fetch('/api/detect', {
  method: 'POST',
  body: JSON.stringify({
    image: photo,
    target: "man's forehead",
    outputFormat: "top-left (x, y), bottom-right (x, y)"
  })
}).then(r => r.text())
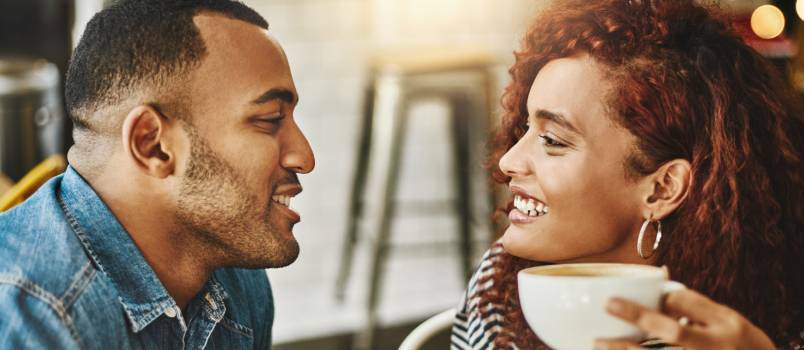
top-left (192, 12), bottom-right (289, 75)
top-left (190, 12), bottom-right (295, 106)
top-left (193, 12), bottom-right (279, 51)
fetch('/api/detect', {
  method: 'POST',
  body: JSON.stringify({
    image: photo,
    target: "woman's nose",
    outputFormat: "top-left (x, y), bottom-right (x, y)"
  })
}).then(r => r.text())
top-left (498, 138), bottom-right (531, 178)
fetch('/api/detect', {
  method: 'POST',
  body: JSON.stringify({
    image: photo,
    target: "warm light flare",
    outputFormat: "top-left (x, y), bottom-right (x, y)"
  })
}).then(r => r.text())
top-left (751, 5), bottom-right (785, 39)
top-left (797, 0), bottom-right (804, 21)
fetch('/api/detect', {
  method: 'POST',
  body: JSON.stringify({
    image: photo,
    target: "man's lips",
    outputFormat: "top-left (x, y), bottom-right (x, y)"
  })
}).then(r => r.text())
top-left (272, 184), bottom-right (302, 223)
top-left (273, 202), bottom-right (301, 223)
top-left (274, 184), bottom-right (302, 197)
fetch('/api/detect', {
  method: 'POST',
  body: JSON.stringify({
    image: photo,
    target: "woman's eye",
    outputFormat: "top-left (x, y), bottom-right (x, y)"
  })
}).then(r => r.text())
top-left (538, 134), bottom-right (567, 148)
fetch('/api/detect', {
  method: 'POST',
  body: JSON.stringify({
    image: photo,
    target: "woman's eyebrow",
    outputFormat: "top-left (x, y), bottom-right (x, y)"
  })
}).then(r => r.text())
top-left (534, 109), bottom-right (582, 136)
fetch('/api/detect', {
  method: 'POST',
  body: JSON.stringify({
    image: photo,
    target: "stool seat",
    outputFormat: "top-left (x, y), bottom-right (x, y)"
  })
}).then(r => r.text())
top-left (370, 47), bottom-right (496, 75)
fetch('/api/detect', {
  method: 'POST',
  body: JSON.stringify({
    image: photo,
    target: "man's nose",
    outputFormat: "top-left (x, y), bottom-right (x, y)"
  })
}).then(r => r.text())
top-left (281, 120), bottom-right (315, 174)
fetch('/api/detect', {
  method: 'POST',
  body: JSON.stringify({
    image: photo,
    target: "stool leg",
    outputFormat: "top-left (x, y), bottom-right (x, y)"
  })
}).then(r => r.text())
top-left (481, 70), bottom-right (504, 237)
top-left (450, 94), bottom-right (474, 283)
top-left (354, 86), bottom-right (408, 350)
top-left (336, 84), bottom-right (376, 301)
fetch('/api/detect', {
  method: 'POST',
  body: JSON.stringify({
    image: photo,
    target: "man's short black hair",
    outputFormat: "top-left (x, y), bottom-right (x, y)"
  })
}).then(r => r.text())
top-left (65, 0), bottom-right (268, 132)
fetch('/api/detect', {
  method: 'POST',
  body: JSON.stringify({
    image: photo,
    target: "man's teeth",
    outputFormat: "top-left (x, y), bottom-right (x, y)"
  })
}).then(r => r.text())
top-left (514, 195), bottom-right (548, 217)
top-left (272, 195), bottom-right (293, 207)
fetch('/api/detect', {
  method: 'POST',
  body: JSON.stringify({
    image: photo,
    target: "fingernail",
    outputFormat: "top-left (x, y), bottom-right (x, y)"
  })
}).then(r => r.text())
top-left (594, 340), bottom-right (609, 350)
top-left (606, 298), bottom-right (624, 314)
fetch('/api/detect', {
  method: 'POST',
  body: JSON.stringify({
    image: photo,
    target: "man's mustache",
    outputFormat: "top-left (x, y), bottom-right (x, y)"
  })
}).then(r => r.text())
top-left (273, 172), bottom-right (302, 189)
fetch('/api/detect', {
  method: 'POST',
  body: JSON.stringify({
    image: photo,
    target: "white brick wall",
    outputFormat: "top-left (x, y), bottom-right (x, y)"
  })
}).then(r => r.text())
top-left (241, 0), bottom-right (549, 344)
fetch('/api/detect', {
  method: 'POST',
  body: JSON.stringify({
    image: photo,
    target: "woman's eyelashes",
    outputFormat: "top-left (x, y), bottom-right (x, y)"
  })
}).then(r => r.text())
top-left (522, 120), bottom-right (570, 152)
top-left (538, 133), bottom-right (569, 150)
top-left (539, 134), bottom-right (567, 148)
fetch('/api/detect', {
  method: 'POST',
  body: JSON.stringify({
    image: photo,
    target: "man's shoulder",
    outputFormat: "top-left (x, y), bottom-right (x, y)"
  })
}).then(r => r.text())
top-left (0, 176), bottom-right (93, 301)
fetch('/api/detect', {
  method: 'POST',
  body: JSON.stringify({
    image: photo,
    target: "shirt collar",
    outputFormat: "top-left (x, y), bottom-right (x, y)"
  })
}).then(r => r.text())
top-left (58, 166), bottom-right (196, 332)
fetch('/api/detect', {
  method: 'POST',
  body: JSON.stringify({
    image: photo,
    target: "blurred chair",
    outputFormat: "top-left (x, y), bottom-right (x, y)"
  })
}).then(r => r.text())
top-left (0, 58), bottom-right (67, 181)
top-left (399, 308), bottom-right (456, 350)
top-left (0, 154), bottom-right (66, 212)
top-left (336, 47), bottom-right (498, 350)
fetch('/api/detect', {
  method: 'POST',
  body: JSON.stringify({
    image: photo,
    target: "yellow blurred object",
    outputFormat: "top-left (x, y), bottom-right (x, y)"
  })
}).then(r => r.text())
top-left (794, 20), bottom-right (804, 92)
top-left (0, 155), bottom-right (67, 212)
top-left (797, 0), bottom-right (804, 21)
top-left (0, 173), bottom-right (12, 195)
top-left (751, 5), bottom-right (785, 40)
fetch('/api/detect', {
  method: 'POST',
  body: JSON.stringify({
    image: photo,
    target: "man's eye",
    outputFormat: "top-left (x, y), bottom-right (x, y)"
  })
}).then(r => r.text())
top-left (538, 134), bottom-right (567, 148)
top-left (254, 116), bottom-right (284, 129)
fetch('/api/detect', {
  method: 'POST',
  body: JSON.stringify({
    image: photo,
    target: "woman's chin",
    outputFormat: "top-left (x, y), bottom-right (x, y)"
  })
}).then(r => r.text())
top-left (501, 225), bottom-right (545, 260)
top-left (501, 224), bottom-right (571, 262)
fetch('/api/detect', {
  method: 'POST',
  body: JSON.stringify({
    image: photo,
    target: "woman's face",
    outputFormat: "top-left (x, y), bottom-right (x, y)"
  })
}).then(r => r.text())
top-left (499, 54), bottom-right (648, 264)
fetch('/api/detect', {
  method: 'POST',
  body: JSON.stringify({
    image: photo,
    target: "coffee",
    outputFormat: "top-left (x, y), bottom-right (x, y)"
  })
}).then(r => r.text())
top-left (518, 263), bottom-right (682, 350)
top-left (523, 263), bottom-right (665, 278)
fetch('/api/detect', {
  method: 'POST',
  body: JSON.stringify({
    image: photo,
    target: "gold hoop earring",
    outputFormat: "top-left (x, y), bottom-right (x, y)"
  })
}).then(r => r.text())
top-left (637, 216), bottom-right (662, 259)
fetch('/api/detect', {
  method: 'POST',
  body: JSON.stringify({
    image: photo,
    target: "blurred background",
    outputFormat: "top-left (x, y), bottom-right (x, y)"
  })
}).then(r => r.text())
top-left (0, 0), bottom-right (801, 349)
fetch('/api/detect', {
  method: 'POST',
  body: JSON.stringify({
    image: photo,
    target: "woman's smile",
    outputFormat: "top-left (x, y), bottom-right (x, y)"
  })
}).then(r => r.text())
top-left (509, 185), bottom-right (549, 224)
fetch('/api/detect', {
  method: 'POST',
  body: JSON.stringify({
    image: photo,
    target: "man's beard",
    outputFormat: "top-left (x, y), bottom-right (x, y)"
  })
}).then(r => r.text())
top-left (175, 128), bottom-right (299, 268)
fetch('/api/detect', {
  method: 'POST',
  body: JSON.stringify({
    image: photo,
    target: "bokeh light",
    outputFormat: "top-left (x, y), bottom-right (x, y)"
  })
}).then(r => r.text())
top-left (751, 4), bottom-right (785, 39)
top-left (797, 0), bottom-right (804, 21)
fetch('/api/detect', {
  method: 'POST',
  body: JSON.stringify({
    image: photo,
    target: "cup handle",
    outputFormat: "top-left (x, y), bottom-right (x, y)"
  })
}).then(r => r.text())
top-left (662, 280), bottom-right (686, 295)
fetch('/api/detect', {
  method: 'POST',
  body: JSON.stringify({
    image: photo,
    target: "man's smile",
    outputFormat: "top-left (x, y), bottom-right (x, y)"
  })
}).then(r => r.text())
top-left (271, 184), bottom-right (302, 223)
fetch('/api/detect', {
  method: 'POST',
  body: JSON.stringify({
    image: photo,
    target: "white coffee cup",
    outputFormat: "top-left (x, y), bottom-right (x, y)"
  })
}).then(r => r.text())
top-left (517, 263), bottom-right (685, 350)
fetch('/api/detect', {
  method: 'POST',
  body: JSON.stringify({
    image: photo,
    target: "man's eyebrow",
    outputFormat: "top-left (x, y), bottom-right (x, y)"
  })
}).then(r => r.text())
top-left (534, 109), bottom-right (582, 135)
top-left (251, 88), bottom-right (298, 105)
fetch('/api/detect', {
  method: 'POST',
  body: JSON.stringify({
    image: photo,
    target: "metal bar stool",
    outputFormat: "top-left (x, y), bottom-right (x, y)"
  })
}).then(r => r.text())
top-left (335, 48), bottom-right (498, 350)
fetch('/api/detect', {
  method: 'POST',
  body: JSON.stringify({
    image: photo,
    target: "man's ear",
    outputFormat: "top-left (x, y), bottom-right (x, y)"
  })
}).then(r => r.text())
top-left (639, 159), bottom-right (692, 220)
top-left (121, 105), bottom-right (175, 178)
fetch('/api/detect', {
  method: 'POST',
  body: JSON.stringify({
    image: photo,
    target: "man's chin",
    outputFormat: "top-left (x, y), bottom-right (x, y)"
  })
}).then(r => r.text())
top-left (242, 236), bottom-right (300, 269)
top-left (269, 238), bottom-right (300, 267)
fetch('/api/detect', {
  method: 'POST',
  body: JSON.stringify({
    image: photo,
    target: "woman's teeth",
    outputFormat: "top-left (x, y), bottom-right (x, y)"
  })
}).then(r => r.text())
top-left (272, 195), bottom-right (293, 208)
top-left (514, 195), bottom-right (548, 217)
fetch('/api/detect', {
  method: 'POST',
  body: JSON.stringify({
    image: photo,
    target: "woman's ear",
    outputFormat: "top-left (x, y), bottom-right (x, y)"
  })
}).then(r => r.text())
top-left (640, 159), bottom-right (692, 220)
top-left (121, 105), bottom-right (175, 178)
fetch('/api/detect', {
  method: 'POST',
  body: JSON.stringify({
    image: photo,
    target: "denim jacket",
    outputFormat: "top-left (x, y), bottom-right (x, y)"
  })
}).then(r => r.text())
top-left (0, 166), bottom-right (274, 349)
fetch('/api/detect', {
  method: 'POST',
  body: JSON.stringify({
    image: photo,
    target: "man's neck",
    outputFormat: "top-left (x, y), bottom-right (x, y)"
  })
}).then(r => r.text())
top-left (90, 170), bottom-right (213, 310)
top-left (127, 222), bottom-right (213, 310)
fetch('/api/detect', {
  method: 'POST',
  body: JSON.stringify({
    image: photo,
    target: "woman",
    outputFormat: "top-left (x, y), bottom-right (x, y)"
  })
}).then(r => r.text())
top-left (451, 0), bottom-right (803, 349)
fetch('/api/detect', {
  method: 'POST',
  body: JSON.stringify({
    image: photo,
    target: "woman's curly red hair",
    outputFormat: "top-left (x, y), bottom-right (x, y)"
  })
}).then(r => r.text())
top-left (481, 0), bottom-right (804, 348)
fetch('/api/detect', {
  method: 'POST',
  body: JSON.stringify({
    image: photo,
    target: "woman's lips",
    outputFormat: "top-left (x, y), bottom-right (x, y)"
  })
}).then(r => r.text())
top-left (509, 185), bottom-right (549, 219)
top-left (509, 185), bottom-right (543, 202)
top-left (509, 208), bottom-right (542, 224)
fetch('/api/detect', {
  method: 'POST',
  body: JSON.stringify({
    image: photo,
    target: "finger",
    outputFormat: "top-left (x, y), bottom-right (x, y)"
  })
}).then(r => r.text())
top-left (593, 338), bottom-right (644, 350)
top-left (663, 289), bottom-right (730, 324)
top-left (607, 298), bottom-right (678, 335)
top-left (607, 297), bottom-right (716, 348)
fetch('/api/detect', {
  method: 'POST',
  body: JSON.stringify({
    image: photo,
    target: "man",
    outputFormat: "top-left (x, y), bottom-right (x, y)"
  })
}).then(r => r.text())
top-left (0, 0), bottom-right (314, 348)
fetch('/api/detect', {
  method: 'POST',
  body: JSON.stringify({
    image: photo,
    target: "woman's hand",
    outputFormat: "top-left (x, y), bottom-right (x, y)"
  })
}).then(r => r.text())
top-left (594, 288), bottom-right (775, 350)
